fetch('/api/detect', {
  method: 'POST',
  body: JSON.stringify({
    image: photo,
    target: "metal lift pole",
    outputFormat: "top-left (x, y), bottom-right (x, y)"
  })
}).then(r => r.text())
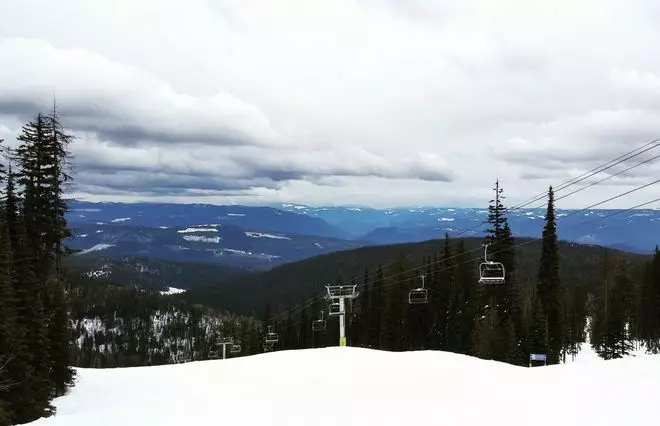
top-left (338, 297), bottom-right (346, 347)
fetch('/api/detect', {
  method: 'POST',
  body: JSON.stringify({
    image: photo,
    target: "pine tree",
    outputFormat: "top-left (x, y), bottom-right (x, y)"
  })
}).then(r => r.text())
top-left (0, 220), bottom-right (18, 423)
top-left (384, 255), bottom-right (409, 351)
top-left (368, 265), bottom-right (385, 349)
top-left (454, 239), bottom-right (478, 355)
top-left (10, 217), bottom-right (53, 421)
top-left (299, 304), bottom-right (309, 349)
top-left (640, 247), bottom-right (660, 353)
top-left (478, 179), bottom-right (519, 362)
top-left (528, 296), bottom-right (548, 359)
top-left (356, 266), bottom-right (371, 347)
top-left (536, 186), bottom-right (563, 364)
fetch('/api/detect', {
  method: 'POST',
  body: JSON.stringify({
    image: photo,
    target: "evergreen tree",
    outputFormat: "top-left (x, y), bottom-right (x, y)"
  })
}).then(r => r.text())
top-left (537, 186), bottom-right (563, 364)
top-left (528, 296), bottom-right (547, 359)
top-left (640, 247), bottom-right (660, 353)
top-left (454, 239), bottom-right (478, 355)
top-left (356, 266), bottom-right (371, 347)
top-left (0, 221), bottom-right (18, 423)
top-left (368, 265), bottom-right (385, 349)
top-left (10, 217), bottom-right (53, 421)
top-left (477, 179), bottom-right (519, 362)
top-left (384, 255), bottom-right (409, 351)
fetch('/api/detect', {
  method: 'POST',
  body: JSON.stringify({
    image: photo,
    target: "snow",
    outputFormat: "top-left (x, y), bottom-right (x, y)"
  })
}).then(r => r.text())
top-left (245, 231), bottom-right (291, 240)
top-left (226, 213), bottom-right (245, 217)
top-left (182, 235), bottom-right (221, 243)
top-left (26, 347), bottom-right (660, 426)
top-left (110, 217), bottom-right (131, 223)
top-left (177, 227), bottom-right (217, 233)
top-left (437, 217), bottom-right (455, 222)
top-left (159, 287), bottom-right (186, 295)
top-left (77, 244), bottom-right (115, 255)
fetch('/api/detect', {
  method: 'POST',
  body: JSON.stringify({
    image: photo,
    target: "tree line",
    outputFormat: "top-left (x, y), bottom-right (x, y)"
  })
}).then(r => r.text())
top-left (264, 181), bottom-right (660, 364)
top-left (0, 111), bottom-right (76, 424)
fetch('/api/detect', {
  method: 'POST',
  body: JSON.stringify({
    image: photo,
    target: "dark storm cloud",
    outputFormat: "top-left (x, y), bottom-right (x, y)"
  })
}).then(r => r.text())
top-left (75, 170), bottom-right (283, 193)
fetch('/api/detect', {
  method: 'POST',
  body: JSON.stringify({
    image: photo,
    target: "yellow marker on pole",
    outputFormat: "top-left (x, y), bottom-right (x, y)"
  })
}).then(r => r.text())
top-left (339, 337), bottom-right (347, 347)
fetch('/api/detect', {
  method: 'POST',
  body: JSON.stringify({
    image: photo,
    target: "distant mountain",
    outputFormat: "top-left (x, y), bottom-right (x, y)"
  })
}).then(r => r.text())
top-left (67, 200), bottom-right (350, 239)
top-left (66, 201), bottom-right (660, 262)
top-left (276, 204), bottom-right (660, 254)
top-left (65, 221), bottom-right (368, 269)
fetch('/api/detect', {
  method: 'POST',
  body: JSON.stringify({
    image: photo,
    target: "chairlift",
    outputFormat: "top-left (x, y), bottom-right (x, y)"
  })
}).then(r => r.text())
top-left (208, 350), bottom-right (218, 359)
top-left (264, 325), bottom-right (279, 344)
top-left (328, 302), bottom-right (342, 316)
top-left (312, 311), bottom-right (327, 331)
top-left (408, 274), bottom-right (429, 304)
top-left (230, 340), bottom-right (242, 354)
top-left (478, 243), bottom-right (505, 284)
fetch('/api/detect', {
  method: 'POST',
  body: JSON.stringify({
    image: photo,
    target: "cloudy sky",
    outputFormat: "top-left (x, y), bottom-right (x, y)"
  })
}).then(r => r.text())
top-left (1, 0), bottom-right (660, 209)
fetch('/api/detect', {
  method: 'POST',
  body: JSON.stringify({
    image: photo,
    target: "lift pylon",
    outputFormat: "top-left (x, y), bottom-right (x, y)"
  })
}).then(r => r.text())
top-left (325, 284), bottom-right (359, 347)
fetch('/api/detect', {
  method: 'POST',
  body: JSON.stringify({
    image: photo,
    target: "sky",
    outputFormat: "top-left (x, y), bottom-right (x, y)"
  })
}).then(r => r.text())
top-left (1, 0), bottom-right (660, 209)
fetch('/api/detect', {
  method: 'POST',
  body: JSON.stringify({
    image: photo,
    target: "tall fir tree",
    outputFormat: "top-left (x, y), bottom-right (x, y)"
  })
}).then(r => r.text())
top-left (368, 264), bottom-right (385, 349)
top-left (639, 247), bottom-right (660, 353)
top-left (356, 266), bottom-right (372, 347)
top-left (476, 179), bottom-right (519, 362)
top-left (536, 186), bottom-right (563, 364)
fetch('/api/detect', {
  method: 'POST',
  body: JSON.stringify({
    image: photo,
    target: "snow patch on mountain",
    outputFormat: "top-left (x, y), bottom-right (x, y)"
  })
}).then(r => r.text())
top-left (245, 231), bottom-right (291, 240)
top-left (111, 217), bottom-right (131, 223)
top-left (78, 244), bottom-right (115, 255)
top-left (182, 235), bottom-right (221, 243)
top-left (178, 227), bottom-right (218, 233)
top-left (214, 248), bottom-right (281, 260)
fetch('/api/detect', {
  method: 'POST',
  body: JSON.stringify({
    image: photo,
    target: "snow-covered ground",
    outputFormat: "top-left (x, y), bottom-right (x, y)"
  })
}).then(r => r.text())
top-left (27, 346), bottom-right (660, 426)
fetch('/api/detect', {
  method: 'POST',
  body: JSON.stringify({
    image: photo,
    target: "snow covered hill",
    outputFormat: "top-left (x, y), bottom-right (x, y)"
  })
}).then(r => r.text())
top-left (27, 347), bottom-right (660, 426)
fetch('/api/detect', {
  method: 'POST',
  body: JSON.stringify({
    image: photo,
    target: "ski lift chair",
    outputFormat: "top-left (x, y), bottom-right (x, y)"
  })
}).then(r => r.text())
top-left (264, 326), bottom-right (279, 344)
top-left (478, 244), bottom-right (505, 284)
top-left (408, 274), bottom-right (429, 304)
top-left (312, 311), bottom-right (327, 331)
top-left (230, 340), bottom-right (242, 354)
top-left (479, 262), bottom-right (506, 284)
top-left (328, 302), bottom-right (342, 316)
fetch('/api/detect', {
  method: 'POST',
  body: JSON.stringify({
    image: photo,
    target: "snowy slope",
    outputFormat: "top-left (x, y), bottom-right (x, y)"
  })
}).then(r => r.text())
top-left (28, 347), bottom-right (660, 426)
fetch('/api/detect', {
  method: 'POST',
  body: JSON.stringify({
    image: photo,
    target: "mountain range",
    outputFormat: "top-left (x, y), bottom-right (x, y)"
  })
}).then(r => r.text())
top-left (65, 200), bottom-right (660, 269)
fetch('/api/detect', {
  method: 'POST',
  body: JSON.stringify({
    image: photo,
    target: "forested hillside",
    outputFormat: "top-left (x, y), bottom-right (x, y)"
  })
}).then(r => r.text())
top-left (184, 236), bottom-right (649, 317)
top-left (66, 273), bottom-right (262, 368)
top-left (65, 255), bottom-right (246, 292)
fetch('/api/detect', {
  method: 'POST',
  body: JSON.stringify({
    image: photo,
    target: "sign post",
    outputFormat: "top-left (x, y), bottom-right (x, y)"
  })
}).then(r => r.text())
top-left (529, 353), bottom-right (547, 367)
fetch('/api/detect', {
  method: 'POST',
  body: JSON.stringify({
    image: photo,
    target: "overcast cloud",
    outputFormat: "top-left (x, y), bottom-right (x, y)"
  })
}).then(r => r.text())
top-left (1, 0), bottom-right (660, 208)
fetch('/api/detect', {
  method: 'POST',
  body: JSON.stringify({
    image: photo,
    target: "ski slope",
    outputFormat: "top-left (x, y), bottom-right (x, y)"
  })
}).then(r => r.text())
top-left (28, 347), bottom-right (660, 426)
